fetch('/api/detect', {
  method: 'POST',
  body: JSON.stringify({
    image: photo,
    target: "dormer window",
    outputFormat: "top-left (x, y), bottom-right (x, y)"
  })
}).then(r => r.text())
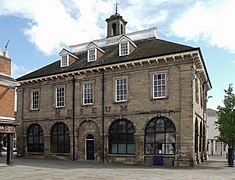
top-left (88, 48), bottom-right (97, 62)
top-left (119, 42), bottom-right (129, 56)
top-left (61, 55), bottom-right (68, 67)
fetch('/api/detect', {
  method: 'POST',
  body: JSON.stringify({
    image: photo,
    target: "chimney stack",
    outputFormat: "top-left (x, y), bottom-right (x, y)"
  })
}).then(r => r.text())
top-left (0, 49), bottom-right (2, 56)
top-left (4, 50), bottom-right (9, 58)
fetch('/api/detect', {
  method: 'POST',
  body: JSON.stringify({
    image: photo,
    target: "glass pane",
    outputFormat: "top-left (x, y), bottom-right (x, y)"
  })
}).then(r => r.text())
top-left (166, 133), bottom-right (175, 143)
top-left (118, 144), bottom-right (126, 153)
top-left (145, 144), bottom-right (155, 155)
top-left (111, 144), bottom-right (117, 153)
top-left (156, 143), bottom-right (164, 154)
top-left (156, 133), bottom-right (165, 143)
top-left (146, 134), bottom-right (154, 143)
top-left (127, 144), bottom-right (135, 154)
top-left (165, 143), bottom-right (175, 154)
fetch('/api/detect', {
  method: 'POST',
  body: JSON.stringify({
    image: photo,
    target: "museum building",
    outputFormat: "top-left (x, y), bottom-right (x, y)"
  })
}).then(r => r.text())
top-left (16, 12), bottom-right (212, 166)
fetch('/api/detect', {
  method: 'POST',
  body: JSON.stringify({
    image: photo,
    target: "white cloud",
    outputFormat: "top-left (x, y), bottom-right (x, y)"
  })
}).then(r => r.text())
top-left (0, 0), bottom-right (113, 55)
top-left (1, 0), bottom-right (235, 56)
top-left (11, 62), bottom-right (32, 78)
top-left (171, 0), bottom-right (235, 54)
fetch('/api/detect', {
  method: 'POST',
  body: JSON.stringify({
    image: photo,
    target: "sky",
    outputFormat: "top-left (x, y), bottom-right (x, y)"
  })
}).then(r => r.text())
top-left (0, 0), bottom-right (235, 110)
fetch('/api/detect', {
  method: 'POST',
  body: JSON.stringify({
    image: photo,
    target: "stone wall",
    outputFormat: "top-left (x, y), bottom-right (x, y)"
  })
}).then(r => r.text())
top-left (16, 56), bottom-right (207, 166)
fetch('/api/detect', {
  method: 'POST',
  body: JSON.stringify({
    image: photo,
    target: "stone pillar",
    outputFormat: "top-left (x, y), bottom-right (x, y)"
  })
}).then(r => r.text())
top-left (212, 140), bottom-right (216, 155)
top-left (43, 135), bottom-right (50, 157)
top-left (6, 133), bottom-right (13, 165)
top-left (208, 140), bottom-right (211, 155)
top-left (135, 132), bottom-right (145, 164)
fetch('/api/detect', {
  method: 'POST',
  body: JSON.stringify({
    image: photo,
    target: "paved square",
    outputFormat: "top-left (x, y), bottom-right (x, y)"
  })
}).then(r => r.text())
top-left (0, 155), bottom-right (234, 180)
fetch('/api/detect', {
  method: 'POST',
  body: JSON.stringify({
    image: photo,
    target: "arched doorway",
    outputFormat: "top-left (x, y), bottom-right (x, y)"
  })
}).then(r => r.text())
top-left (86, 134), bottom-right (94, 160)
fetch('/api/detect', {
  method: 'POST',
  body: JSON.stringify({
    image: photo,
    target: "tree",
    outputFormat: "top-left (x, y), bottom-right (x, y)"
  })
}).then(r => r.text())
top-left (216, 84), bottom-right (235, 167)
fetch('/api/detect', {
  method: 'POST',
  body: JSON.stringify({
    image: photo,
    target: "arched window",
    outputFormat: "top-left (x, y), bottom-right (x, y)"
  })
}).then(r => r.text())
top-left (195, 118), bottom-right (199, 152)
top-left (109, 119), bottom-right (135, 154)
top-left (145, 117), bottom-right (176, 155)
top-left (27, 124), bottom-right (44, 152)
top-left (51, 122), bottom-right (70, 153)
top-left (112, 23), bottom-right (117, 36)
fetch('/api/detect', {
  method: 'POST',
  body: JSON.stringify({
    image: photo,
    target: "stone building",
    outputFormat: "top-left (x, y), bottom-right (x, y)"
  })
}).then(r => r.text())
top-left (207, 108), bottom-right (227, 156)
top-left (0, 48), bottom-right (18, 164)
top-left (16, 12), bottom-right (211, 166)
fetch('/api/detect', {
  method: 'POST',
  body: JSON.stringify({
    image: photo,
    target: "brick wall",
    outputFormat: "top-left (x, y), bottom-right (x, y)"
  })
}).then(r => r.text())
top-left (0, 55), bottom-right (11, 75)
top-left (0, 85), bottom-right (15, 118)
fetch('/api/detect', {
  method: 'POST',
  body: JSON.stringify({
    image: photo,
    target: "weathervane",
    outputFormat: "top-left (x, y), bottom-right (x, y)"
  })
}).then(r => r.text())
top-left (4, 40), bottom-right (10, 51)
top-left (115, 0), bottom-right (119, 15)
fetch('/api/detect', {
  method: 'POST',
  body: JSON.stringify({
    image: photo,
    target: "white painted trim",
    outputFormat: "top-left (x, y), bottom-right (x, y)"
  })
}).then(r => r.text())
top-left (87, 48), bottom-right (97, 62)
top-left (115, 77), bottom-right (128, 102)
top-left (55, 85), bottom-right (65, 108)
top-left (0, 116), bottom-right (15, 121)
top-left (152, 73), bottom-right (167, 99)
top-left (60, 54), bottom-right (69, 67)
top-left (119, 41), bottom-right (129, 56)
top-left (82, 83), bottom-right (94, 105)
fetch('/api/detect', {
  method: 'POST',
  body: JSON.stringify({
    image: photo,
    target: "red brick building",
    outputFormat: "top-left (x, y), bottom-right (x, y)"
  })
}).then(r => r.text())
top-left (0, 49), bottom-right (18, 164)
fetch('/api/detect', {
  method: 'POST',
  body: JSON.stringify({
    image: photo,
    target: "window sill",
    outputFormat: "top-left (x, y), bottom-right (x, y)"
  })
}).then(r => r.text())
top-left (29, 109), bottom-right (40, 112)
top-left (108, 154), bottom-right (135, 157)
top-left (50, 153), bottom-right (70, 155)
top-left (151, 96), bottom-right (168, 101)
top-left (144, 154), bottom-right (175, 157)
top-left (82, 104), bottom-right (94, 107)
top-left (113, 100), bottom-right (128, 104)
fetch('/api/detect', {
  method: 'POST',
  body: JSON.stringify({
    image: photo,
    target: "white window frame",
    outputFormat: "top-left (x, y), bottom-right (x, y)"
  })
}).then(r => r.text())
top-left (115, 78), bottom-right (128, 102)
top-left (55, 85), bottom-right (65, 108)
top-left (30, 89), bottom-right (39, 110)
top-left (61, 54), bottom-right (68, 67)
top-left (119, 42), bottom-right (129, 56)
top-left (83, 83), bottom-right (94, 105)
top-left (153, 73), bottom-right (166, 99)
top-left (87, 48), bottom-right (97, 62)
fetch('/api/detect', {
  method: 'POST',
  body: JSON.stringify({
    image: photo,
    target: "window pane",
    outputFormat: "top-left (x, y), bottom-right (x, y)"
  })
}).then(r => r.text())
top-left (120, 42), bottom-right (128, 56)
top-left (51, 123), bottom-right (70, 153)
top-left (165, 143), bottom-right (175, 154)
top-left (61, 55), bottom-right (67, 67)
top-left (109, 119), bottom-right (135, 154)
top-left (111, 144), bottom-right (117, 153)
top-left (56, 87), bottom-right (65, 107)
top-left (146, 134), bottom-right (155, 143)
top-left (83, 83), bottom-right (93, 104)
top-left (156, 133), bottom-right (165, 143)
top-left (88, 49), bottom-right (96, 61)
top-left (153, 73), bottom-right (166, 98)
top-left (116, 78), bottom-right (127, 102)
top-left (118, 144), bottom-right (126, 154)
top-left (27, 124), bottom-right (44, 152)
top-left (144, 117), bottom-right (176, 155)
top-left (145, 144), bottom-right (155, 155)
top-left (127, 144), bottom-right (135, 154)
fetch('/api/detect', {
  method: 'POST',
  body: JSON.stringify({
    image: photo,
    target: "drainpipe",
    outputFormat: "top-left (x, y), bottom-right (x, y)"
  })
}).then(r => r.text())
top-left (101, 70), bottom-right (105, 162)
top-left (202, 80), bottom-right (208, 160)
top-left (72, 75), bottom-right (76, 161)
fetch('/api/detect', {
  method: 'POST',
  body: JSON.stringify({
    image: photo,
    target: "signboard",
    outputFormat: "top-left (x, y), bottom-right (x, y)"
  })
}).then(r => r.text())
top-left (0, 125), bottom-right (15, 133)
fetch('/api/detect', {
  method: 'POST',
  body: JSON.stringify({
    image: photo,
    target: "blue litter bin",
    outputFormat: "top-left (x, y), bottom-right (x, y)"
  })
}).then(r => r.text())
top-left (153, 155), bottom-right (163, 165)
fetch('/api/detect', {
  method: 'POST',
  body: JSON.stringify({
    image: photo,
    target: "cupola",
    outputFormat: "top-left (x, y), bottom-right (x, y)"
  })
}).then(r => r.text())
top-left (105, 7), bottom-right (127, 37)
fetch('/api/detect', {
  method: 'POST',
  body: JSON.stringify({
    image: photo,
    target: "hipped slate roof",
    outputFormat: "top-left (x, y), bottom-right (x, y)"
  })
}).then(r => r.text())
top-left (17, 38), bottom-right (196, 81)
